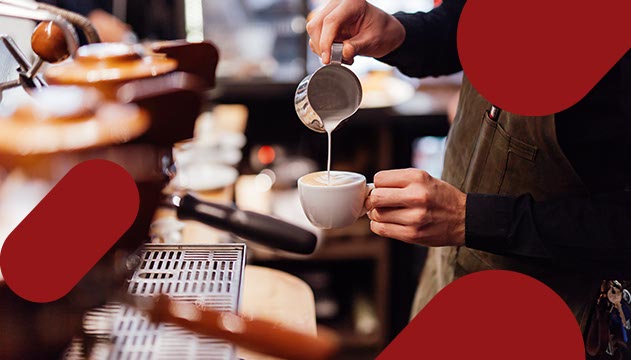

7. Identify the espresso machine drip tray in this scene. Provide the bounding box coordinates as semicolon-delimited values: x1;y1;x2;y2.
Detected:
64;244;246;360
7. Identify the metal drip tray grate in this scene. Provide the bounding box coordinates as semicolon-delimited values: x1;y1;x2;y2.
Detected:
65;244;246;360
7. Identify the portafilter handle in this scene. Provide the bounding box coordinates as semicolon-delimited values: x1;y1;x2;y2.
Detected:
170;194;318;255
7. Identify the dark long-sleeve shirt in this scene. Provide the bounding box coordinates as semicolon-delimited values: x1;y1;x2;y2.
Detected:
378;0;631;275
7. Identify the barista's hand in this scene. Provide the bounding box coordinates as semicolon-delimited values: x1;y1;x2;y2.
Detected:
365;169;466;247
306;0;405;64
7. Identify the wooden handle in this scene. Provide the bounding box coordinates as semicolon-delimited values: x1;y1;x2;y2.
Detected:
149;295;339;360
31;21;70;63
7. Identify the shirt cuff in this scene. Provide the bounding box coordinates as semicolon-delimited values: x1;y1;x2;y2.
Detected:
464;193;514;254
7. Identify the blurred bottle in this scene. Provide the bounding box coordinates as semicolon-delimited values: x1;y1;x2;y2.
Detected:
352;292;379;336
300;271;340;322
412;136;447;179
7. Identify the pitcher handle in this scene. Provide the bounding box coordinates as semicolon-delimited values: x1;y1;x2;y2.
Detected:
330;43;344;65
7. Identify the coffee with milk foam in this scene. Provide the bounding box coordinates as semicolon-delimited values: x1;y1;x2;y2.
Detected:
301;171;364;187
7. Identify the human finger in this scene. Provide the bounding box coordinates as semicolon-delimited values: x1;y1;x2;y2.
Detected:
306;1;340;58
318;1;363;64
367;207;428;226
370;221;421;243
374;169;432;188
365;187;418;209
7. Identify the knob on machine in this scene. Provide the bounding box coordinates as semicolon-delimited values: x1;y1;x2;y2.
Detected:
31;21;70;64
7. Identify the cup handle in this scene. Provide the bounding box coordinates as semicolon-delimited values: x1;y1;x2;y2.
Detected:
361;183;375;216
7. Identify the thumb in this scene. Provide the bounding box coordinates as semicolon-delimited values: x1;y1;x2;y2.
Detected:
342;35;361;64
342;32;373;62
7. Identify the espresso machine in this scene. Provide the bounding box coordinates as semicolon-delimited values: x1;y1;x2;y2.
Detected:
0;3;335;359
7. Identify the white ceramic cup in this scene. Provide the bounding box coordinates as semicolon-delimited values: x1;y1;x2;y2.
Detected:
298;171;374;229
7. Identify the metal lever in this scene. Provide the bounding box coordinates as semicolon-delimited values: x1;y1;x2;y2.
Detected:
0;0;100;43
0;35;46;94
0;3;79;57
0;2;79;94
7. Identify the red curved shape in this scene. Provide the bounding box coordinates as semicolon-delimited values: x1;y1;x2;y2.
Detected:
378;270;585;359
458;0;631;116
0;159;139;303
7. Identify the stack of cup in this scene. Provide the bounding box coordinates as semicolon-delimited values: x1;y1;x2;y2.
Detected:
172;106;247;203
160;105;248;244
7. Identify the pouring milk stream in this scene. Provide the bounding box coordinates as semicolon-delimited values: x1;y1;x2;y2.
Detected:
294;43;363;184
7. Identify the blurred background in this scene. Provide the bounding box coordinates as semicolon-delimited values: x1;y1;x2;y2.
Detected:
0;0;460;359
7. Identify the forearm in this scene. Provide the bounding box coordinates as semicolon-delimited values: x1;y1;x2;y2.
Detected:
465;191;631;276
377;0;466;78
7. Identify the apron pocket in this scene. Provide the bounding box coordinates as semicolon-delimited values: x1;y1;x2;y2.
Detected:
463;112;509;193
462;112;538;194
498;125;538;195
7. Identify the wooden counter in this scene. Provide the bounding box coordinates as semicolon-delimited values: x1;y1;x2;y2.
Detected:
239;265;317;360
